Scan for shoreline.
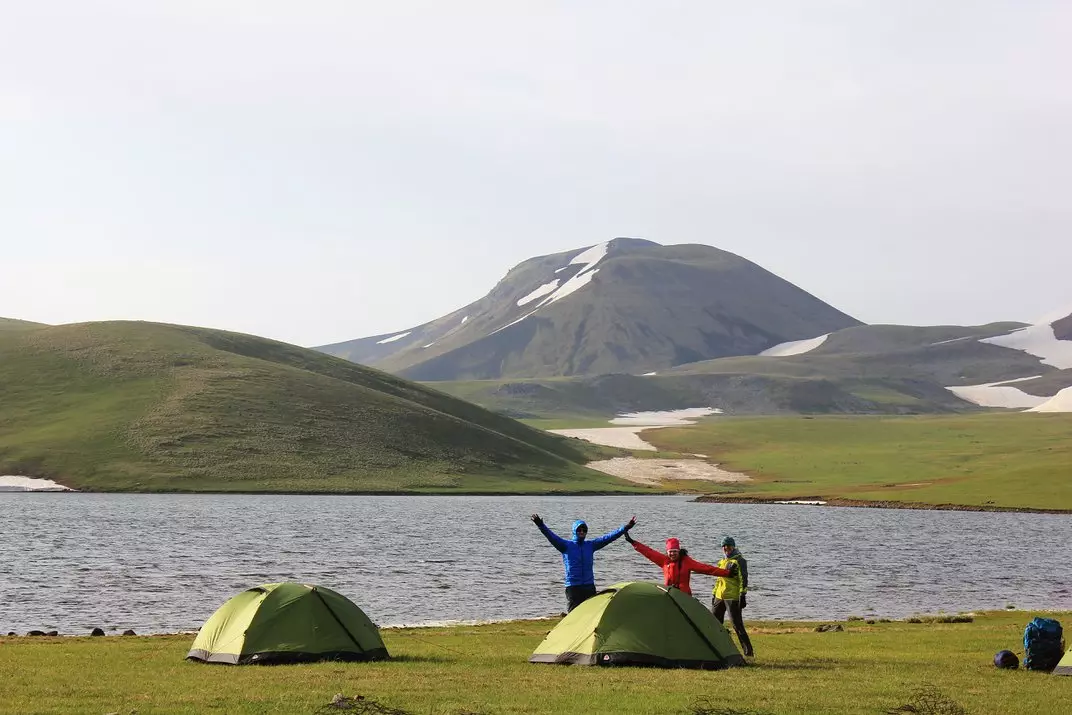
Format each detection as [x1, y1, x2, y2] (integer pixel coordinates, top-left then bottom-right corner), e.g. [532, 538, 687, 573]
[693, 494, 1072, 515]
[7, 609, 1064, 639]
[7, 489, 1072, 513]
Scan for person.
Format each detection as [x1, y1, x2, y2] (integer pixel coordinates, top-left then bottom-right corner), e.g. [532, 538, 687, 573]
[531, 514, 636, 611]
[624, 532, 732, 596]
[712, 536, 753, 657]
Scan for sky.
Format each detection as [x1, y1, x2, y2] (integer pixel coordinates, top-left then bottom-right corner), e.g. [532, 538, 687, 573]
[2, 1, 1070, 346]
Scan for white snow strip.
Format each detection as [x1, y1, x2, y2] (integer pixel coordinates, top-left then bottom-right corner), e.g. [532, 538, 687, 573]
[1026, 386, 1072, 413]
[517, 280, 560, 306]
[422, 342, 436, 348]
[760, 333, 829, 357]
[945, 376, 1047, 409]
[568, 242, 610, 266]
[490, 309, 539, 335]
[981, 322, 1072, 369]
[545, 268, 599, 304]
[0, 476, 74, 492]
[610, 408, 719, 426]
[494, 241, 609, 333]
[550, 408, 720, 451]
[554, 266, 570, 274]
[461, 315, 469, 324]
[929, 336, 973, 346]
[376, 331, 411, 345]
[642, 371, 658, 376]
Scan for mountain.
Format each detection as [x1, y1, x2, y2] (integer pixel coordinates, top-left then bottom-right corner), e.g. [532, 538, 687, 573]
[0, 321, 636, 493]
[434, 316, 1072, 417]
[317, 238, 861, 380]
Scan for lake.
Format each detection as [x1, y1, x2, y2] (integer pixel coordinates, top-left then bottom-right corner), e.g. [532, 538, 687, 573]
[1, 494, 1069, 634]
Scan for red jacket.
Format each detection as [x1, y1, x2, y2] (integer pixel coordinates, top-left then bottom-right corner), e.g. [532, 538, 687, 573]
[631, 540, 732, 596]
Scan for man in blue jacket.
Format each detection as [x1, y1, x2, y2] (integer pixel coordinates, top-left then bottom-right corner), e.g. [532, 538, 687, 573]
[531, 513, 636, 611]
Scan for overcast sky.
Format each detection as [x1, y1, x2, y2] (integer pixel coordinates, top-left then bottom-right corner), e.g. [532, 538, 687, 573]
[2, 1, 1069, 346]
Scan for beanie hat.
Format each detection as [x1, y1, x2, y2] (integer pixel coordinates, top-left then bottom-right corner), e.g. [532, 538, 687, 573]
[721, 536, 736, 547]
[665, 537, 680, 551]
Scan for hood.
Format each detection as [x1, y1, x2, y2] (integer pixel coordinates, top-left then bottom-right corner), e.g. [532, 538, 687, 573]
[572, 520, 587, 541]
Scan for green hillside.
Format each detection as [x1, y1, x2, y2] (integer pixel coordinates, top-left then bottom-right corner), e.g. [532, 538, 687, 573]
[649, 413, 1072, 511]
[0, 321, 639, 493]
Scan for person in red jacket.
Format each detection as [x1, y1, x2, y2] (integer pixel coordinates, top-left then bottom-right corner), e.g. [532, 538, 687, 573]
[624, 532, 732, 596]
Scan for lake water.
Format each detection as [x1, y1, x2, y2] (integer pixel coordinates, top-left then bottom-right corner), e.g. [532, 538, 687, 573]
[1, 494, 1070, 635]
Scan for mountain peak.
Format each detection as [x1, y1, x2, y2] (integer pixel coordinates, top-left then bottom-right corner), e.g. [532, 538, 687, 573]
[317, 238, 861, 379]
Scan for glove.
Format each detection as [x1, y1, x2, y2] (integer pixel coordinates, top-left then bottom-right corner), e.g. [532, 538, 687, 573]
[624, 532, 635, 544]
[740, 593, 747, 610]
[530, 514, 543, 527]
[625, 515, 637, 530]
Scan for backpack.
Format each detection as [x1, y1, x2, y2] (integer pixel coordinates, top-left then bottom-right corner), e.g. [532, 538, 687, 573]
[1023, 617, 1064, 671]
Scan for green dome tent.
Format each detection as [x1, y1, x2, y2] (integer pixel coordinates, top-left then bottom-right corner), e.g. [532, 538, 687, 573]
[530, 581, 744, 669]
[1056, 648, 1072, 676]
[187, 583, 389, 665]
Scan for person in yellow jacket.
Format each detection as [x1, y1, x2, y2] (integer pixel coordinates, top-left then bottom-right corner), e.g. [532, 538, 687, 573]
[712, 536, 753, 657]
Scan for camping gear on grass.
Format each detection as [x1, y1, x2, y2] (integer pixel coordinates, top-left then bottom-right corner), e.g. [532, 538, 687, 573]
[1023, 617, 1063, 672]
[993, 650, 1019, 669]
[530, 581, 744, 669]
[187, 582, 388, 665]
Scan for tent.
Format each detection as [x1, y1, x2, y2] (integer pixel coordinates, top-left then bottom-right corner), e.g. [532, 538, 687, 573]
[1056, 648, 1072, 676]
[530, 581, 744, 669]
[187, 582, 389, 665]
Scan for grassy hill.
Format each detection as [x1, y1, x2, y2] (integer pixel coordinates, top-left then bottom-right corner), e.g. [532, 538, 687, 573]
[0, 321, 639, 493]
[648, 413, 1072, 511]
[0, 317, 47, 331]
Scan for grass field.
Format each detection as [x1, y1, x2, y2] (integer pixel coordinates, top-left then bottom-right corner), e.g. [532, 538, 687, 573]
[645, 414, 1072, 510]
[2, 611, 1069, 714]
[0, 321, 643, 494]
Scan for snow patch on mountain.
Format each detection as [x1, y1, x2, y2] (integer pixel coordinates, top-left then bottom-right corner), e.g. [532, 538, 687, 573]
[1026, 385, 1072, 413]
[760, 333, 829, 357]
[517, 280, 560, 306]
[546, 268, 599, 304]
[494, 242, 609, 332]
[376, 331, 411, 345]
[982, 322, 1072, 369]
[568, 242, 609, 267]
[945, 376, 1047, 409]
[0, 476, 75, 492]
[461, 315, 469, 324]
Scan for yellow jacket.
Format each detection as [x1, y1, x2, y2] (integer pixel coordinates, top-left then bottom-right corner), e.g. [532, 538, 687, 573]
[713, 553, 747, 600]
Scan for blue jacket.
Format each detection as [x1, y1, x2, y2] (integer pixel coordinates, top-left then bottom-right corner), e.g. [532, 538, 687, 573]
[537, 519, 629, 587]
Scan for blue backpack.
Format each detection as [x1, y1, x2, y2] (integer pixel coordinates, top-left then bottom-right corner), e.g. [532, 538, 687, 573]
[1023, 617, 1064, 671]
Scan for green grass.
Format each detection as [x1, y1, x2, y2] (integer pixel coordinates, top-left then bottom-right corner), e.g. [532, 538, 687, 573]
[646, 414, 1072, 510]
[0, 321, 646, 494]
[2, 611, 1069, 714]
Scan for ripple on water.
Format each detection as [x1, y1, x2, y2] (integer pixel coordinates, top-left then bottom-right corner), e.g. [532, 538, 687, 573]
[0, 494, 1070, 633]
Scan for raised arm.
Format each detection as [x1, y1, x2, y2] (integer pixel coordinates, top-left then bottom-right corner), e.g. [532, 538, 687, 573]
[683, 555, 732, 577]
[530, 514, 568, 553]
[590, 516, 637, 550]
[630, 539, 668, 566]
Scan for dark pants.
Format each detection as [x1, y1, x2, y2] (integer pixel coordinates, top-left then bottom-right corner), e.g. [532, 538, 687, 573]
[713, 598, 754, 656]
[565, 584, 597, 612]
